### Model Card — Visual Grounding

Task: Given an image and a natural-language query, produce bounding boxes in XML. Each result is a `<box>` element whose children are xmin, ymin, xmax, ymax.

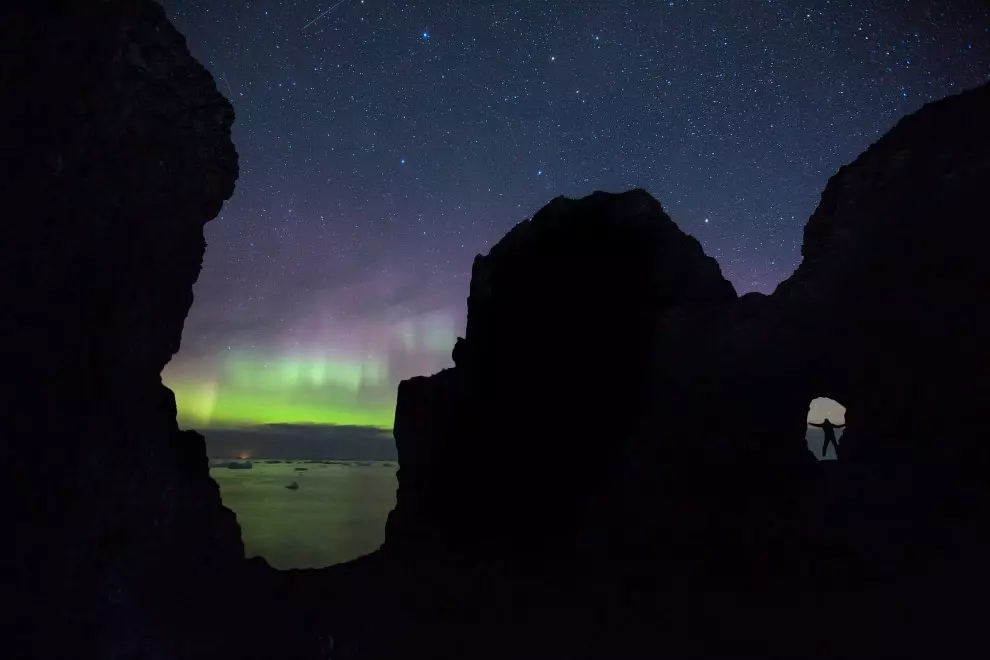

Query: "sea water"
<box><xmin>210</xmin><ymin>460</ymin><xmax>397</xmax><ymax>569</ymax></box>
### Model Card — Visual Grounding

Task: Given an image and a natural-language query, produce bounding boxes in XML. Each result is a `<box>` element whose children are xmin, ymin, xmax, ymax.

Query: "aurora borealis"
<box><xmin>166</xmin><ymin>307</ymin><xmax>457</xmax><ymax>429</ymax></box>
<box><xmin>161</xmin><ymin>1</ymin><xmax>990</xmax><ymax>437</ymax></box>
<box><xmin>169</xmin><ymin>354</ymin><xmax>396</xmax><ymax>429</ymax></box>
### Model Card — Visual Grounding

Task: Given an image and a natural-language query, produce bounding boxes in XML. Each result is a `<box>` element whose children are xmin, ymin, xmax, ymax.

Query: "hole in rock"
<box><xmin>203</xmin><ymin>438</ymin><xmax>396</xmax><ymax>570</ymax></box>
<box><xmin>205</xmin><ymin>451</ymin><xmax>397</xmax><ymax>569</ymax></box>
<box><xmin>165</xmin><ymin>361</ymin><xmax>398</xmax><ymax>570</ymax></box>
<box><xmin>806</xmin><ymin>397</ymin><xmax>847</xmax><ymax>461</ymax></box>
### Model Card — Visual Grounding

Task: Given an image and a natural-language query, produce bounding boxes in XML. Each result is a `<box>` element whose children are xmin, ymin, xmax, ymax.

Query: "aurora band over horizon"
<box><xmin>164</xmin><ymin>309</ymin><xmax>461</xmax><ymax>431</ymax></box>
<box><xmin>167</xmin><ymin>352</ymin><xmax>394</xmax><ymax>429</ymax></box>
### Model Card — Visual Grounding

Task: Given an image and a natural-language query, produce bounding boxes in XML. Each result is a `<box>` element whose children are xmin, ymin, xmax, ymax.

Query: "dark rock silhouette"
<box><xmin>324</xmin><ymin>81</ymin><xmax>990</xmax><ymax>660</ymax></box>
<box><xmin>770</xmin><ymin>79</ymin><xmax>990</xmax><ymax>655</ymax></box>
<box><xmin>4</xmin><ymin>2</ymin><xmax>990</xmax><ymax>658</ymax></box>
<box><xmin>286</xmin><ymin>482</ymin><xmax>300</xmax><ymax>491</ymax></box>
<box><xmin>387</xmin><ymin>189</ymin><xmax>735</xmax><ymax>562</ymax></box>
<box><xmin>0</xmin><ymin>3</ymin><xmax>306</xmax><ymax>659</ymax></box>
<box><xmin>227</xmin><ymin>461</ymin><xmax>254</xmax><ymax>470</ymax></box>
<box><xmin>365</xmin><ymin>188</ymin><xmax>815</xmax><ymax>659</ymax></box>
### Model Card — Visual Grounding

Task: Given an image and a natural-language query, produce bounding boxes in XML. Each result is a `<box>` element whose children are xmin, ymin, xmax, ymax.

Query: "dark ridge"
<box><xmin>4</xmin><ymin>2</ymin><xmax>989</xmax><ymax>658</ymax></box>
<box><xmin>1</xmin><ymin>2</ymin><xmax>295</xmax><ymax>659</ymax></box>
<box><xmin>314</xmin><ymin>80</ymin><xmax>990</xmax><ymax>659</ymax></box>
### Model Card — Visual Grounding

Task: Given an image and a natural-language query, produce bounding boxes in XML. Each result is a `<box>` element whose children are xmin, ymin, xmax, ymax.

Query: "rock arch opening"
<box><xmin>203</xmin><ymin>431</ymin><xmax>398</xmax><ymax>570</ymax></box>
<box><xmin>806</xmin><ymin>397</ymin><xmax>846</xmax><ymax>460</ymax></box>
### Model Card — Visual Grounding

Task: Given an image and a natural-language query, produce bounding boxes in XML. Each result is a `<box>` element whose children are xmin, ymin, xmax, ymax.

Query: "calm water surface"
<box><xmin>210</xmin><ymin>461</ymin><xmax>397</xmax><ymax>569</ymax></box>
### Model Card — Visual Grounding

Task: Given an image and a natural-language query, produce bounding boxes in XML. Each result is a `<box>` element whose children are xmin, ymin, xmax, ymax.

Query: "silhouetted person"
<box><xmin>809</xmin><ymin>418</ymin><xmax>845</xmax><ymax>458</ymax></box>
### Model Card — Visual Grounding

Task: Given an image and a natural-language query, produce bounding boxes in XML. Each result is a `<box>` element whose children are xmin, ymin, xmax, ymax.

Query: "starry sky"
<box><xmin>160</xmin><ymin>0</ymin><xmax>990</xmax><ymax>433</ymax></box>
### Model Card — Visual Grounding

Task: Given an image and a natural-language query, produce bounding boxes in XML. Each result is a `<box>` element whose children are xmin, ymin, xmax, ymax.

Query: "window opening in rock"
<box><xmin>806</xmin><ymin>397</ymin><xmax>847</xmax><ymax>460</ymax></box>
<box><xmin>198</xmin><ymin>427</ymin><xmax>398</xmax><ymax>570</ymax></box>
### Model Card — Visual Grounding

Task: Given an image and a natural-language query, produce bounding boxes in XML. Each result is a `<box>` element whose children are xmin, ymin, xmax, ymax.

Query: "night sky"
<box><xmin>160</xmin><ymin>0</ymin><xmax>990</xmax><ymax>432</ymax></box>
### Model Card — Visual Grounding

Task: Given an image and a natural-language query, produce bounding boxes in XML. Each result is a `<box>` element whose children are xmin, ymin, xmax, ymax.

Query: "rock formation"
<box><xmin>4</xmin><ymin>1</ymin><xmax>989</xmax><ymax>657</ymax></box>
<box><xmin>778</xmin><ymin>80</ymin><xmax>990</xmax><ymax>477</ymax></box>
<box><xmin>386</xmin><ymin>190</ymin><xmax>737</xmax><ymax>562</ymax></box>
<box><xmin>771</xmin><ymin>80</ymin><xmax>990</xmax><ymax>656</ymax></box>
<box><xmin>375</xmin><ymin>189</ymin><xmax>819</xmax><ymax>659</ymax></box>
<box><xmin>0</xmin><ymin>2</ymin><xmax>255</xmax><ymax>659</ymax></box>
<box><xmin>365</xmin><ymin>80</ymin><xmax>990</xmax><ymax>660</ymax></box>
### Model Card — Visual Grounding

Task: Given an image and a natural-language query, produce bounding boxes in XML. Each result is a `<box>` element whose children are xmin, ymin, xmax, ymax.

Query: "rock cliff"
<box><xmin>368</xmin><ymin>80</ymin><xmax>990</xmax><ymax>659</ymax></box>
<box><xmin>386</xmin><ymin>189</ymin><xmax>737</xmax><ymax>564</ymax></box>
<box><xmin>770</xmin><ymin>80</ymin><xmax>990</xmax><ymax>655</ymax></box>
<box><xmin>5</xmin><ymin>2</ymin><xmax>989</xmax><ymax>657</ymax></box>
<box><xmin>1</xmin><ymin>2</ymin><xmax>249</xmax><ymax>659</ymax></box>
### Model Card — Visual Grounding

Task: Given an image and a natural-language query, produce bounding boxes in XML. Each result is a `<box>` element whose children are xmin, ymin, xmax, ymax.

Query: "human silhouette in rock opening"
<box><xmin>809</xmin><ymin>418</ymin><xmax>845</xmax><ymax>458</ymax></box>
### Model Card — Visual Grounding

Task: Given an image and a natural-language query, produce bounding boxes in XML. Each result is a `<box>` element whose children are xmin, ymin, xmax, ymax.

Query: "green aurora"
<box><xmin>165</xmin><ymin>304</ymin><xmax>460</xmax><ymax>432</ymax></box>
<box><xmin>166</xmin><ymin>350</ymin><xmax>400</xmax><ymax>430</ymax></box>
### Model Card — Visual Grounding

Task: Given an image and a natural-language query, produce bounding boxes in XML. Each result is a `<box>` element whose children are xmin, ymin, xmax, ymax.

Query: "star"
<box><xmin>162</xmin><ymin>0</ymin><xmax>990</xmax><ymax>450</ymax></box>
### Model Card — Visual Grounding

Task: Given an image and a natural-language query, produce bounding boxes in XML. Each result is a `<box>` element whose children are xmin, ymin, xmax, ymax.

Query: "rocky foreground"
<box><xmin>3</xmin><ymin>2</ymin><xmax>989</xmax><ymax>659</ymax></box>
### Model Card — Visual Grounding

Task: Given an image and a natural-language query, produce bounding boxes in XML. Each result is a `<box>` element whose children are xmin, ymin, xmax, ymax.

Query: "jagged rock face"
<box><xmin>380</xmin><ymin>84</ymin><xmax>990</xmax><ymax>657</ymax></box>
<box><xmin>336</xmin><ymin>82</ymin><xmax>990</xmax><ymax>660</ymax></box>
<box><xmin>1</xmin><ymin>2</ymin><xmax>243</xmax><ymax>659</ymax></box>
<box><xmin>388</xmin><ymin>189</ymin><xmax>736</xmax><ymax>561</ymax></box>
<box><xmin>585</xmin><ymin>289</ymin><xmax>820</xmax><ymax>579</ymax></box>
<box><xmin>379</xmin><ymin>190</ymin><xmax>821</xmax><ymax>659</ymax></box>
<box><xmin>778</xmin><ymin>81</ymin><xmax>990</xmax><ymax>457</ymax></box>
<box><xmin>773</xmin><ymin>81</ymin><xmax>990</xmax><ymax>578</ymax></box>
